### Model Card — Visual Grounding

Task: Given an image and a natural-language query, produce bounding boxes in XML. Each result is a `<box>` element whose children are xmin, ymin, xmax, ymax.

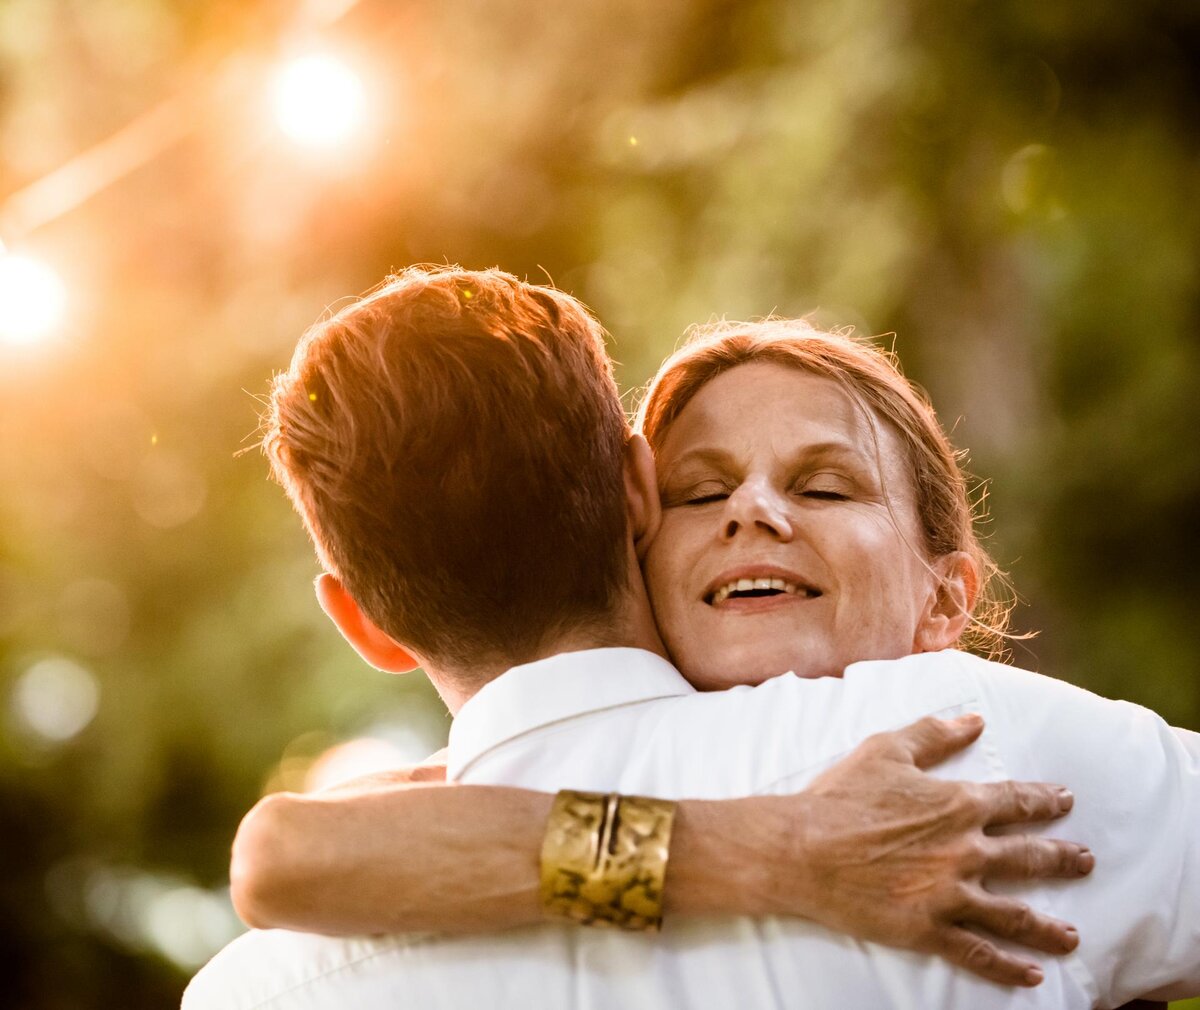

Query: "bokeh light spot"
<box><xmin>143</xmin><ymin>885</ymin><xmax>243</xmax><ymax>969</ymax></box>
<box><xmin>271</xmin><ymin>54</ymin><xmax>366</xmax><ymax>147</ymax></box>
<box><xmin>80</xmin><ymin>864</ymin><xmax>243</xmax><ymax>968</ymax></box>
<box><xmin>1002</xmin><ymin>143</ymin><xmax>1057</xmax><ymax>216</ymax></box>
<box><xmin>10</xmin><ymin>657</ymin><xmax>100</xmax><ymax>743</ymax></box>
<box><xmin>304</xmin><ymin>737</ymin><xmax>408</xmax><ymax>791</ymax></box>
<box><xmin>0</xmin><ymin>252</ymin><xmax>67</xmax><ymax>346</ymax></box>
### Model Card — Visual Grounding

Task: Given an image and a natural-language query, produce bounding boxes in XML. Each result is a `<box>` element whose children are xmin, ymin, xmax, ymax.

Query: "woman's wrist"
<box><xmin>661</xmin><ymin>796</ymin><xmax>798</xmax><ymax>919</ymax></box>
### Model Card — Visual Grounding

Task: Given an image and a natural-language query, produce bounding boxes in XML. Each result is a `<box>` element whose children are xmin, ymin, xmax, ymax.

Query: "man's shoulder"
<box><xmin>700</xmin><ymin>650</ymin><xmax>987</xmax><ymax>739</ymax></box>
<box><xmin>836</xmin><ymin>650</ymin><xmax>1154</xmax><ymax>755</ymax></box>
<box><xmin>713</xmin><ymin>649</ymin><xmax>989</xmax><ymax>711</ymax></box>
<box><xmin>837</xmin><ymin>649</ymin><xmax>1105</xmax><ymax>721</ymax></box>
<box><xmin>604</xmin><ymin>652</ymin><xmax>991</xmax><ymax>795</ymax></box>
<box><xmin>182</xmin><ymin>928</ymin><xmax>424</xmax><ymax>1010</ymax></box>
<box><xmin>685</xmin><ymin>650</ymin><xmax>1105</xmax><ymax>786</ymax></box>
<box><xmin>839</xmin><ymin>647</ymin><xmax>1002</xmax><ymax>693</ymax></box>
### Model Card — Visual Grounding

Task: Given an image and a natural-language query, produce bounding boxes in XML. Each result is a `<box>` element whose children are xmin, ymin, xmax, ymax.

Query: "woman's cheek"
<box><xmin>644</xmin><ymin>515</ymin><xmax>683</xmax><ymax>583</ymax></box>
<box><xmin>642</xmin><ymin>521</ymin><xmax>701</xmax><ymax>648</ymax></box>
<box><xmin>640</xmin><ymin>536</ymin><xmax>675</xmax><ymax>620</ymax></box>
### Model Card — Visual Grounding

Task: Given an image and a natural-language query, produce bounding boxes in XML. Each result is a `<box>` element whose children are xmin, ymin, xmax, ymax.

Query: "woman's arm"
<box><xmin>231</xmin><ymin>715</ymin><xmax>1090</xmax><ymax>987</ymax></box>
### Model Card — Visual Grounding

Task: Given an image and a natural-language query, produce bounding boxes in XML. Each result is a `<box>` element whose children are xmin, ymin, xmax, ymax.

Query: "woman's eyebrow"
<box><xmin>794</xmin><ymin>441</ymin><xmax>869</xmax><ymax>465</ymax></box>
<box><xmin>659</xmin><ymin>446</ymin><xmax>736</xmax><ymax>480</ymax></box>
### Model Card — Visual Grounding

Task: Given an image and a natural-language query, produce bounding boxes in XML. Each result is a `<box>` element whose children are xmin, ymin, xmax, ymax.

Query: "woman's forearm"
<box><xmin>232</xmin><ymin>780</ymin><xmax>553</xmax><ymax>934</ymax></box>
<box><xmin>231</xmin><ymin>775</ymin><xmax>776</xmax><ymax>935</ymax></box>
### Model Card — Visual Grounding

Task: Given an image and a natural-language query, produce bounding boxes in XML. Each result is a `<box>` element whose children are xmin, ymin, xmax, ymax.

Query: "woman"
<box><xmin>636</xmin><ymin>319</ymin><xmax>1007</xmax><ymax>689</ymax></box>
<box><xmin>230</xmin><ymin>319</ymin><xmax>1107</xmax><ymax>986</ymax></box>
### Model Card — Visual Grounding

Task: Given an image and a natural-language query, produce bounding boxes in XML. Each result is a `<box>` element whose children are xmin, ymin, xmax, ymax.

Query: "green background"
<box><xmin>1</xmin><ymin>0</ymin><xmax>1197</xmax><ymax>1005</ymax></box>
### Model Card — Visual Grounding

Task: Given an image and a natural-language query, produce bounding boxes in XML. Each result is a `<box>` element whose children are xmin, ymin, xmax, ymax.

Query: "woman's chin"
<box><xmin>675</xmin><ymin>641</ymin><xmax>840</xmax><ymax>691</ymax></box>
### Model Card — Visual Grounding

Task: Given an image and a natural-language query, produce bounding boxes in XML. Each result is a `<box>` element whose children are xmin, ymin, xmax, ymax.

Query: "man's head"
<box><xmin>263</xmin><ymin>267</ymin><xmax>635</xmax><ymax>691</ymax></box>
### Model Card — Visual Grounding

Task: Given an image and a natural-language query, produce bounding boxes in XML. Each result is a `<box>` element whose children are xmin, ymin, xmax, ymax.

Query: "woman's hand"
<box><xmin>673</xmin><ymin>714</ymin><xmax>1090</xmax><ymax>987</ymax></box>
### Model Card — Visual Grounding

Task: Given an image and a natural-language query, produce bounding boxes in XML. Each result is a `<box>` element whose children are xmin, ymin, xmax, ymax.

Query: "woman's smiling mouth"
<box><xmin>704</xmin><ymin>570</ymin><xmax>823</xmax><ymax>607</ymax></box>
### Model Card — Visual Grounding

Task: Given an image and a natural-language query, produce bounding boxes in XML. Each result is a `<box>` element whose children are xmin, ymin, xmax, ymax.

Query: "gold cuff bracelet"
<box><xmin>539</xmin><ymin>789</ymin><xmax>677</xmax><ymax>932</ymax></box>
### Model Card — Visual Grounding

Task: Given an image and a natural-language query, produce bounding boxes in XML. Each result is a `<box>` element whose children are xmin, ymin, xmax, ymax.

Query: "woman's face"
<box><xmin>642</xmin><ymin>361</ymin><xmax>942</xmax><ymax>689</ymax></box>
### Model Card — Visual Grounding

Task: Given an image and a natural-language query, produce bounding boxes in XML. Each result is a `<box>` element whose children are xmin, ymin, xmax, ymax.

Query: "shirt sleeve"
<box><xmin>960</xmin><ymin>651</ymin><xmax>1200</xmax><ymax>1007</ymax></box>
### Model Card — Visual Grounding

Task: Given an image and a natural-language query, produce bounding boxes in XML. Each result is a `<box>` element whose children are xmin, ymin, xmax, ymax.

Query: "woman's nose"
<box><xmin>721</xmin><ymin>480</ymin><xmax>795</xmax><ymax>542</ymax></box>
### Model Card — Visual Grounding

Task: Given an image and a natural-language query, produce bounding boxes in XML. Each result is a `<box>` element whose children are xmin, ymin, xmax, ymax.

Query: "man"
<box><xmin>185</xmin><ymin>267</ymin><xmax>1198</xmax><ymax>1008</ymax></box>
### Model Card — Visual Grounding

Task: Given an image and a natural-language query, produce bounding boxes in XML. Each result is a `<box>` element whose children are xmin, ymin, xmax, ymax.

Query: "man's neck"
<box><xmin>429</xmin><ymin>576</ymin><xmax>667</xmax><ymax>715</ymax></box>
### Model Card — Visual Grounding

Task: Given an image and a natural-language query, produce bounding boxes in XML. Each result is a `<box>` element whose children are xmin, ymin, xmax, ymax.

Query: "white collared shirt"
<box><xmin>184</xmin><ymin>648</ymin><xmax>1200</xmax><ymax>1009</ymax></box>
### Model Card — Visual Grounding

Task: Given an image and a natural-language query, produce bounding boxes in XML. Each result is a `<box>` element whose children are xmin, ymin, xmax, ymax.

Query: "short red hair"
<box><xmin>263</xmin><ymin>267</ymin><xmax>631</xmax><ymax>674</ymax></box>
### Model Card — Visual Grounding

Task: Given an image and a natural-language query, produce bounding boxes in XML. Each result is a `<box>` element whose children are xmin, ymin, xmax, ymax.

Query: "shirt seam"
<box><xmin>231</xmin><ymin>933</ymin><xmax>438</xmax><ymax>1010</ymax></box>
<box><xmin>957</xmin><ymin>657</ymin><xmax>1099</xmax><ymax>1005</ymax></box>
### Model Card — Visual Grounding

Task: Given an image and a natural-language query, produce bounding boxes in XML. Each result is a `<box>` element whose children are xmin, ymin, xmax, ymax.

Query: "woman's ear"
<box><xmin>314</xmin><ymin>573</ymin><xmax>422</xmax><ymax>674</ymax></box>
<box><xmin>624</xmin><ymin>434</ymin><xmax>662</xmax><ymax>561</ymax></box>
<box><xmin>912</xmin><ymin>552</ymin><xmax>980</xmax><ymax>653</ymax></box>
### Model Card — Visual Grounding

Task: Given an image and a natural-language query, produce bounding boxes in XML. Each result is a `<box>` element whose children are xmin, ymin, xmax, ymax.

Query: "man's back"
<box><xmin>185</xmin><ymin>649</ymin><xmax>1200</xmax><ymax>1009</ymax></box>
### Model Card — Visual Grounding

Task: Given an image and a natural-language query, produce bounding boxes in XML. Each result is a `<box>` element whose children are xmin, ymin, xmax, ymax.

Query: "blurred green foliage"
<box><xmin>1</xmin><ymin>0</ymin><xmax>1197</xmax><ymax>1005</ymax></box>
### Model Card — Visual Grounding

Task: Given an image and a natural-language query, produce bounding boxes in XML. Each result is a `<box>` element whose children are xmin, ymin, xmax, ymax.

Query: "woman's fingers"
<box><xmin>973</xmin><ymin>777</ymin><xmax>1075</xmax><ymax>826</ymax></box>
<box><xmin>953</xmin><ymin>887</ymin><xmax>1080</xmax><ymax>955</ymax></box>
<box><xmin>982</xmin><ymin>832</ymin><xmax>1095</xmax><ymax>879</ymax></box>
<box><xmin>934</xmin><ymin>926</ymin><xmax>1047</xmax><ymax>987</ymax></box>
<box><xmin>883</xmin><ymin>714</ymin><xmax>985</xmax><ymax>769</ymax></box>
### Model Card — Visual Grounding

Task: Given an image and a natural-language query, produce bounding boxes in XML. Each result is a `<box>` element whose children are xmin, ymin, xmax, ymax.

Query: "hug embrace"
<box><xmin>185</xmin><ymin>267</ymin><xmax>1199</xmax><ymax>1009</ymax></box>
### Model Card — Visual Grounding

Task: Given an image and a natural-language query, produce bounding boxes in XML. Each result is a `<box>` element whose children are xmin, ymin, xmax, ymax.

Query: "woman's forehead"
<box><xmin>655</xmin><ymin>361</ymin><xmax>919</xmax><ymax>500</ymax></box>
<box><xmin>659</xmin><ymin>363</ymin><xmax>873</xmax><ymax>456</ymax></box>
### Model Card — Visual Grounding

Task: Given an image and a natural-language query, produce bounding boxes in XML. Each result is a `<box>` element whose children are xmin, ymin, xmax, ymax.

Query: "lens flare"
<box><xmin>271</xmin><ymin>54</ymin><xmax>366</xmax><ymax>147</ymax></box>
<box><xmin>0</xmin><ymin>252</ymin><xmax>67</xmax><ymax>346</ymax></box>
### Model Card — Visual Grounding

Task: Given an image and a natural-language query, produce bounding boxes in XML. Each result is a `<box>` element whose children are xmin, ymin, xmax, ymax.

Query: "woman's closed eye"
<box><xmin>796</xmin><ymin>473</ymin><xmax>855</xmax><ymax>501</ymax></box>
<box><xmin>661</xmin><ymin>480</ymin><xmax>732</xmax><ymax>507</ymax></box>
<box><xmin>682</xmin><ymin>484</ymin><xmax>732</xmax><ymax>505</ymax></box>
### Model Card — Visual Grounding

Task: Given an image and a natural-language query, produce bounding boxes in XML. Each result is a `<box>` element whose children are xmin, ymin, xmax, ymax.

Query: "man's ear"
<box><xmin>912</xmin><ymin>552</ymin><xmax>980</xmax><ymax>653</ymax></box>
<box><xmin>624</xmin><ymin>434</ymin><xmax>661</xmax><ymax>562</ymax></box>
<box><xmin>314</xmin><ymin>573</ymin><xmax>422</xmax><ymax>674</ymax></box>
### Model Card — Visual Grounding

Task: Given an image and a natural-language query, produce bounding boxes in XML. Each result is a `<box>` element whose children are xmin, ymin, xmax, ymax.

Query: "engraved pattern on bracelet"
<box><xmin>540</xmin><ymin>790</ymin><xmax>676</xmax><ymax>932</ymax></box>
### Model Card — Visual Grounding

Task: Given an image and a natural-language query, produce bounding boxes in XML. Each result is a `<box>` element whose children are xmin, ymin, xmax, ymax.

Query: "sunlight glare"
<box><xmin>0</xmin><ymin>252</ymin><xmax>67</xmax><ymax>346</ymax></box>
<box><xmin>271</xmin><ymin>54</ymin><xmax>366</xmax><ymax>147</ymax></box>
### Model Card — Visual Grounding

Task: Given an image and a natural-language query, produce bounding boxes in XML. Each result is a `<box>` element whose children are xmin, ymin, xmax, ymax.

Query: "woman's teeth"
<box><xmin>709</xmin><ymin>577</ymin><xmax>819</xmax><ymax>605</ymax></box>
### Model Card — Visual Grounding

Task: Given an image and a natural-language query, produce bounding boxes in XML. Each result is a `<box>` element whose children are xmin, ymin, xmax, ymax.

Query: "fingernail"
<box><xmin>1024</xmin><ymin>967</ymin><xmax>1044</xmax><ymax>986</ymax></box>
<box><xmin>1062</xmin><ymin>926</ymin><xmax>1079</xmax><ymax>951</ymax></box>
<box><xmin>1056</xmin><ymin>788</ymin><xmax>1074</xmax><ymax>813</ymax></box>
<box><xmin>954</xmin><ymin>713</ymin><xmax>983</xmax><ymax>727</ymax></box>
<box><xmin>1077</xmin><ymin>848</ymin><xmax>1094</xmax><ymax>874</ymax></box>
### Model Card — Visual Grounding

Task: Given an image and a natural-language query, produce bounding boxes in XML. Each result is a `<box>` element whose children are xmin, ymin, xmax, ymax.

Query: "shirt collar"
<box><xmin>447</xmin><ymin>647</ymin><xmax>694</xmax><ymax>780</ymax></box>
